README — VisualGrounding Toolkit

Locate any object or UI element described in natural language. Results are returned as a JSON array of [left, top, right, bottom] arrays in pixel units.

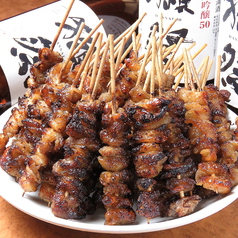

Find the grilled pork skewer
[[98, 35, 136, 225]]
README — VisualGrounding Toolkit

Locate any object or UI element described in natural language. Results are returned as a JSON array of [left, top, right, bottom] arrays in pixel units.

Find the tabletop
[[0, 1, 238, 238]]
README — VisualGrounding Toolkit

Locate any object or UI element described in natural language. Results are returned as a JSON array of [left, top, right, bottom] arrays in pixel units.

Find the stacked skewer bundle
[[0, 0, 238, 225]]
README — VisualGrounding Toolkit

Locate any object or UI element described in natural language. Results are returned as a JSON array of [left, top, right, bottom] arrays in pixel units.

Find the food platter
[[1, 0, 238, 234], [0, 105, 238, 234]]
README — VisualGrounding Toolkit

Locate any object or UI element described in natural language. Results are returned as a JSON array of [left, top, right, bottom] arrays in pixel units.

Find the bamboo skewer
[[108, 34, 117, 114], [163, 44, 177, 59], [197, 57, 207, 78], [114, 12, 147, 46], [70, 19, 105, 59], [173, 71, 184, 90], [132, 32, 138, 56], [50, 0, 75, 51], [87, 14, 143, 72], [173, 46, 212, 91], [143, 66, 151, 92], [163, 37, 184, 73], [79, 51, 93, 94], [173, 44, 207, 77], [64, 22, 85, 66], [183, 48, 194, 90], [91, 38, 110, 100], [155, 45, 162, 91], [115, 37, 127, 72], [186, 48, 201, 90], [115, 33, 141, 78], [59, 22, 86, 79], [137, 18, 178, 65], [172, 43, 196, 75], [199, 56, 209, 89], [120, 33, 141, 65], [73, 32, 100, 87], [177, 175, 185, 198], [157, 14, 164, 77], [89, 33, 103, 91], [215, 55, 221, 89], [201, 58, 213, 90], [108, 13, 146, 62], [173, 42, 196, 67], [150, 36, 157, 97], [136, 24, 158, 86]]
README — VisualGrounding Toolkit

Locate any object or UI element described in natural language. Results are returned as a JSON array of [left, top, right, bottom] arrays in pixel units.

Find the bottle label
[[0, 0, 106, 111], [139, 0, 221, 81], [216, 1, 238, 110], [98, 15, 131, 39]]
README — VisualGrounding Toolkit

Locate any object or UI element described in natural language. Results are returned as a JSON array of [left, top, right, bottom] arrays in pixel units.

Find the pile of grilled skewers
[[1, 16, 238, 226]]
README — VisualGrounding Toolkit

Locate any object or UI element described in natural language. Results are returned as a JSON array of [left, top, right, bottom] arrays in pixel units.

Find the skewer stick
[[183, 52, 189, 89], [173, 42, 196, 66], [173, 43, 207, 77], [173, 71, 184, 89], [108, 35, 117, 114], [157, 14, 164, 76], [206, 58, 213, 78], [111, 13, 146, 60], [169, 60, 174, 75], [172, 42, 196, 74], [136, 24, 158, 86], [201, 58, 213, 90], [157, 37, 164, 80], [70, 19, 105, 59], [115, 37, 127, 72], [159, 18, 178, 40], [116, 33, 141, 78], [163, 37, 184, 73], [79, 49, 93, 93], [183, 48, 194, 90], [114, 41, 123, 59], [64, 22, 85, 65], [90, 33, 103, 91], [150, 36, 157, 97], [187, 48, 201, 90], [144, 43, 174, 67], [73, 32, 100, 87], [177, 175, 185, 198], [114, 12, 147, 46], [159, 13, 163, 37], [120, 33, 141, 64], [163, 44, 177, 59], [50, 0, 75, 50], [119, 42, 133, 67], [197, 57, 207, 77], [172, 54, 183, 74], [155, 44, 162, 91], [215, 55, 221, 89], [143, 66, 151, 92], [113, 34, 127, 61], [199, 56, 209, 89], [91, 38, 110, 100], [132, 32, 137, 55], [59, 22, 85, 79]]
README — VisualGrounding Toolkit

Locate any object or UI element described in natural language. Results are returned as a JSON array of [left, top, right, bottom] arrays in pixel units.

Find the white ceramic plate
[[0, 106, 238, 234]]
